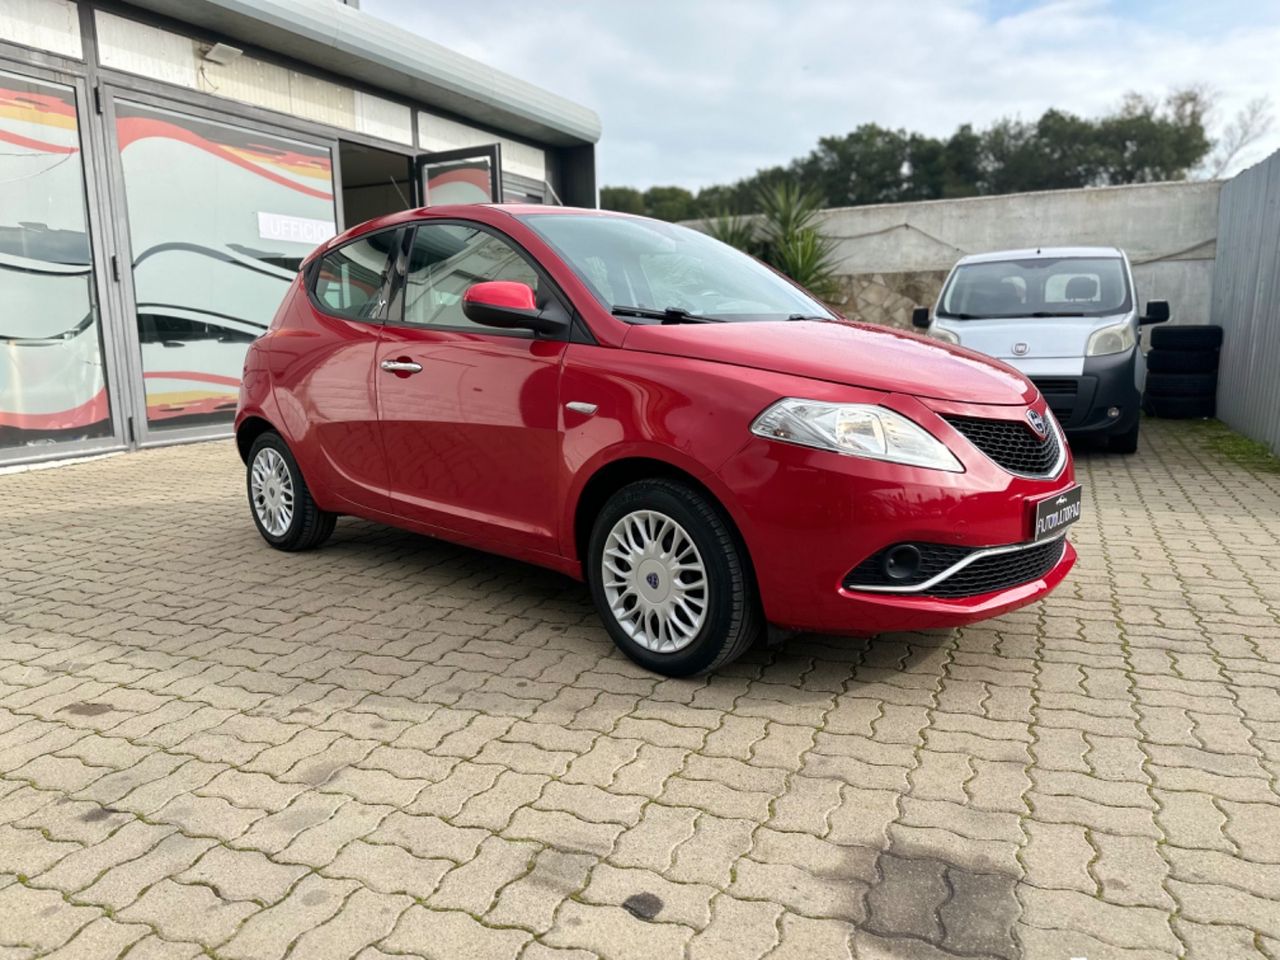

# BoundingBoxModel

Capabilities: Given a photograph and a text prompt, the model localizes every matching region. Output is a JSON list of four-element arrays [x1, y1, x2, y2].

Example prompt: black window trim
[[383, 217, 586, 343], [305, 225, 405, 324]]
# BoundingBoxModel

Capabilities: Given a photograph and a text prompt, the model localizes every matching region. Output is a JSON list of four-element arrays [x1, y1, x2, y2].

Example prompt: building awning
[[120, 0, 602, 148]]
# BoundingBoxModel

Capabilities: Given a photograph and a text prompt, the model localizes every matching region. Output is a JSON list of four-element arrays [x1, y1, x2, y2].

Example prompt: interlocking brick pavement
[[2, 417, 1279, 959]]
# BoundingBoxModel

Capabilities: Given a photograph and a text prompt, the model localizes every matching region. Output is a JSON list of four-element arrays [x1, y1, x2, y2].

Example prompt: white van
[[913, 246, 1168, 453]]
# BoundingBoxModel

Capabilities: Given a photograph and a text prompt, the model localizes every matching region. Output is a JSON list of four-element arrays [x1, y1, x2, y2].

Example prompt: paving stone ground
[[1, 417, 1279, 960]]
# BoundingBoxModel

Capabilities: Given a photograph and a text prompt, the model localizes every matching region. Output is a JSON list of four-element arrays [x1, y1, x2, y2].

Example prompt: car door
[[278, 227, 401, 513], [375, 220, 567, 557]]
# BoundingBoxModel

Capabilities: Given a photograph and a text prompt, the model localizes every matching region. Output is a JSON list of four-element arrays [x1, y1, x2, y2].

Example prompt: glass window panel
[[403, 225, 538, 330], [115, 101, 336, 430], [0, 72, 112, 454], [423, 157, 495, 205], [313, 231, 398, 321]]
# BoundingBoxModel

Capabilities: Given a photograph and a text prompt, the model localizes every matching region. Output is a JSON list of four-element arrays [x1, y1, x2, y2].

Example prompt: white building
[[0, 0, 601, 464]]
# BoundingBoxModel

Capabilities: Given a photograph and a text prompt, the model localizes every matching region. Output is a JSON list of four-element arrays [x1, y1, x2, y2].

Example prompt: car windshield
[[938, 256, 1131, 319], [518, 214, 834, 322]]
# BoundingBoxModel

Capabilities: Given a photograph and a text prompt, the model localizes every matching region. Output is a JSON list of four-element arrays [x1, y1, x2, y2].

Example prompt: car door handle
[[380, 359, 423, 374]]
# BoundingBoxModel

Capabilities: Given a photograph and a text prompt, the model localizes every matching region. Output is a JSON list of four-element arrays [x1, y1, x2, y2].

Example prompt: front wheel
[[1109, 422, 1140, 454], [587, 479, 762, 676], [246, 432, 336, 551]]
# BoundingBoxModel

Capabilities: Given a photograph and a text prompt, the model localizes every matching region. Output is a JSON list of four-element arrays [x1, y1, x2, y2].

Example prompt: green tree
[[600, 87, 1218, 221]]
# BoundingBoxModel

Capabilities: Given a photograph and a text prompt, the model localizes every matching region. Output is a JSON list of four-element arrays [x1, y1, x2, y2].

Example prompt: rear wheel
[[247, 432, 336, 551], [587, 479, 761, 676]]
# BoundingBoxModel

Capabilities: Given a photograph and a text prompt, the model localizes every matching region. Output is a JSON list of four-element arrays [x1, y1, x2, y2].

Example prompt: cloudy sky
[[363, 0, 1280, 190]]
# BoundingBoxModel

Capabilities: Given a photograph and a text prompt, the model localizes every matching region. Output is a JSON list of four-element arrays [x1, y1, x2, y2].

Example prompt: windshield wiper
[[1029, 311, 1086, 318], [611, 305, 723, 324], [785, 314, 833, 322]]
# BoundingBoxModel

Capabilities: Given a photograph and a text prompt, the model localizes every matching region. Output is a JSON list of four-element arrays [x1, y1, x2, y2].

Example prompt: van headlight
[[751, 400, 963, 472], [929, 326, 959, 345], [1086, 322, 1136, 357]]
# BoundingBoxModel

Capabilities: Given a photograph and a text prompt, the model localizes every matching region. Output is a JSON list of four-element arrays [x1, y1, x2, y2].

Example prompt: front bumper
[[1031, 350, 1140, 437], [716, 393, 1077, 635]]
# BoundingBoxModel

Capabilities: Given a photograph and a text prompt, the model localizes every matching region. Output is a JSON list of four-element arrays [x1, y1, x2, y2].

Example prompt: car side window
[[402, 223, 540, 330], [312, 230, 399, 321]]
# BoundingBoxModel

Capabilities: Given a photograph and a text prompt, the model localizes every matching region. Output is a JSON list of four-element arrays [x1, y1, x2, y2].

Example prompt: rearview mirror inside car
[[911, 306, 931, 329], [1140, 300, 1170, 325], [462, 281, 566, 336]]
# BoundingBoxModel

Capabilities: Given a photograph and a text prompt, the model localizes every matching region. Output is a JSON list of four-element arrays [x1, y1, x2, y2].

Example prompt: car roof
[[956, 246, 1124, 265]]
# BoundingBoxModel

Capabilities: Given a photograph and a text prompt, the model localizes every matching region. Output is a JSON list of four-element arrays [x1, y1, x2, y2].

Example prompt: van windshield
[[937, 256, 1131, 320]]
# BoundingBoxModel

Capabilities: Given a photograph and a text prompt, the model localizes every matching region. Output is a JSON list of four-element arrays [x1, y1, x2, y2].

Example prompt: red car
[[235, 205, 1079, 676]]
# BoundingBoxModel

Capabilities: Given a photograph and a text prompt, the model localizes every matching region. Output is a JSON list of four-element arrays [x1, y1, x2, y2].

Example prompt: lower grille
[[944, 414, 1062, 477], [845, 537, 1066, 598]]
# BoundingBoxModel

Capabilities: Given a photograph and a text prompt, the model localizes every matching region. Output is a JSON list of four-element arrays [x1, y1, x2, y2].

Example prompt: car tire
[[1108, 422, 1140, 454], [1146, 349, 1219, 374], [1149, 325, 1223, 350], [246, 431, 336, 551], [1145, 372, 1218, 398], [587, 478, 762, 676], [1144, 394, 1216, 420]]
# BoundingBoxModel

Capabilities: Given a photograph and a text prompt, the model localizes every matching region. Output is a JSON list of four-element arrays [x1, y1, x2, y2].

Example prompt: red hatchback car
[[235, 205, 1079, 675]]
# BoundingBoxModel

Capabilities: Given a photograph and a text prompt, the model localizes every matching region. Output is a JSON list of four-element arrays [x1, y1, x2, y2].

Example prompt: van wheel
[[1109, 422, 1140, 454], [247, 432, 336, 551], [587, 479, 761, 676]]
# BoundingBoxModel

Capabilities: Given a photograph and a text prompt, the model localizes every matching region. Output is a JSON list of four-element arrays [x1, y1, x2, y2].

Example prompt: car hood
[[622, 318, 1036, 405]]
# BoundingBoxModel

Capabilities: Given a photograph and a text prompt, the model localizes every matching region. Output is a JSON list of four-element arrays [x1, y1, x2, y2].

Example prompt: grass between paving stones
[[1182, 418, 1280, 473]]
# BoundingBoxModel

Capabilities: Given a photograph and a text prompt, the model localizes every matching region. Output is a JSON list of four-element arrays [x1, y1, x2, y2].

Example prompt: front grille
[[1031, 378, 1079, 394], [926, 537, 1065, 598], [944, 414, 1061, 476], [843, 538, 1066, 597]]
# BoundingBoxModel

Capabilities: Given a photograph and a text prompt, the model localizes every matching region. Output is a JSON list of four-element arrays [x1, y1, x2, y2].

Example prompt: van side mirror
[[1140, 300, 1170, 325], [911, 306, 931, 329]]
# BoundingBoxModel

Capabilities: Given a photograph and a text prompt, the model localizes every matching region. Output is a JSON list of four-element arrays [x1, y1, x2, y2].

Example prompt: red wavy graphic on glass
[[0, 372, 243, 430], [0, 88, 79, 154], [117, 116, 333, 201], [0, 391, 108, 431]]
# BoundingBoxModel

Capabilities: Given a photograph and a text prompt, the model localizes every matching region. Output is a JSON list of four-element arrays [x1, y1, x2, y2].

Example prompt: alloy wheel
[[250, 447, 295, 537], [601, 509, 709, 653]]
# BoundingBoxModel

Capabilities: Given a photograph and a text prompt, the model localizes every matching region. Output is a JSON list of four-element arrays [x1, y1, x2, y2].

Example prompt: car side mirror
[[911, 306, 931, 329], [1140, 300, 1170, 325], [462, 281, 565, 335]]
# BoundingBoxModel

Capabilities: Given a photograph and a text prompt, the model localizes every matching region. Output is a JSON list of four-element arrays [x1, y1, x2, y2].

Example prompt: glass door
[[416, 144, 503, 206], [104, 93, 338, 440], [0, 68, 121, 463]]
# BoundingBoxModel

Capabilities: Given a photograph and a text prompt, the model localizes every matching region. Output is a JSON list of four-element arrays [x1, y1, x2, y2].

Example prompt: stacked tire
[[1143, 325, 1222, 419]]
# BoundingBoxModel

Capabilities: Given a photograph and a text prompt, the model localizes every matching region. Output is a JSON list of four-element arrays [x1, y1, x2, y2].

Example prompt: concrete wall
[[1210, 150, 1280, 456], [813, 180, 1221, 330]]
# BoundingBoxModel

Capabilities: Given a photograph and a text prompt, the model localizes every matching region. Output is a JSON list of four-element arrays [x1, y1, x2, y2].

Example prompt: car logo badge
[[1012, 342, 1029, 356], [1026, 409, 1047, 438], [646, 573, 660, 589]]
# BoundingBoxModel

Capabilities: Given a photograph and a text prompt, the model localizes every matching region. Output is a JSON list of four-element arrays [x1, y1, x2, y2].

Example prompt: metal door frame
[[96, 82, 343, 450], [0, 53, 130, 467]]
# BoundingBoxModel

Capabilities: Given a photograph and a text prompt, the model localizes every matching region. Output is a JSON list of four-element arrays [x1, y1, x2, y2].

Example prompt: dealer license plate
[[1033, 485, 1082, 542]]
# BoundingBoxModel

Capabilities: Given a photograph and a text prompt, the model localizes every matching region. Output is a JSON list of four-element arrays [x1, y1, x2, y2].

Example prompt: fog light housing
[[882, 544, 923, 582], [1107, 406, 1121, 419]]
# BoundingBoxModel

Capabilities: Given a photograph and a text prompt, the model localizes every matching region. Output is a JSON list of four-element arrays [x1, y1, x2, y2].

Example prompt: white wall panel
[[419, 110, 546, 182], [0, 0, 82, 59], [96, 11, 198, 88], [92, 11, 412, 146]]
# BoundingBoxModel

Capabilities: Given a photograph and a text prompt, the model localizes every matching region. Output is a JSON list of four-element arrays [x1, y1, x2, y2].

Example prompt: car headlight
[[1086, 322, 1136, 357], [929, 326, 959, 345], [751, 399, 963, 472]]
